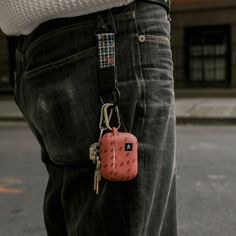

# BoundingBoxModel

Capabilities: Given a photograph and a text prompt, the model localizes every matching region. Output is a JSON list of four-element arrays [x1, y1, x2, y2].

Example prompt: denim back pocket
[[21, 43, 101, 165]]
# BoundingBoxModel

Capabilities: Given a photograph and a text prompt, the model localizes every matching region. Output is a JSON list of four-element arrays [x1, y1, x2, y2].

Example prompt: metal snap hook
[[103, 103, 121, 131]]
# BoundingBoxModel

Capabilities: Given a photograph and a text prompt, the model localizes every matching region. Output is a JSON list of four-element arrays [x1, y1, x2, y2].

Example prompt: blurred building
[[171, 0, 236, 96], [0, 31, 17, 94], [0, 0, 236, 95], [0, 32, 10, 94]]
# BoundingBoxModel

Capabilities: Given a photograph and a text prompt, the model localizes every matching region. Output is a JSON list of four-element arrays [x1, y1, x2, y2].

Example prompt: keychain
[[89, 103, 138, 194], [89, 11, 138, 195], [99, 103, 138, 182]]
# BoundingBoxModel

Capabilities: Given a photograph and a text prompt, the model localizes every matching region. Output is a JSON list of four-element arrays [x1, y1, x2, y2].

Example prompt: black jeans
[[14, 0, 177, 235]]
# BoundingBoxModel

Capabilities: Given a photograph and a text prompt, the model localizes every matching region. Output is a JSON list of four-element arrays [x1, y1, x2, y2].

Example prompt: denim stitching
[[132, 3, 148, 236]]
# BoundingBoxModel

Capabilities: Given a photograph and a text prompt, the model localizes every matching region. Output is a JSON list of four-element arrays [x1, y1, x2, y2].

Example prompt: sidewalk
[[176, 97, 236, 124], [0, 99, 23, 122], [1, 97, 236, 124]]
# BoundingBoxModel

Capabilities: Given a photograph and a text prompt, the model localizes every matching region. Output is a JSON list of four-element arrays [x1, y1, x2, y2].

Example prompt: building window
[[185, 25, 231, 87]]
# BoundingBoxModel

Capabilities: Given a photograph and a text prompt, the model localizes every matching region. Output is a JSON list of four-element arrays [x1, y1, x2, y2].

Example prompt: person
[[0, 0, 177, 235]]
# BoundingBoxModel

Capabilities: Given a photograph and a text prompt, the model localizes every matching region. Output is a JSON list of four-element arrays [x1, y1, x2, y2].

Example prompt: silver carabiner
[[99, 103, 114, 130], [103, 103, 121, 131]]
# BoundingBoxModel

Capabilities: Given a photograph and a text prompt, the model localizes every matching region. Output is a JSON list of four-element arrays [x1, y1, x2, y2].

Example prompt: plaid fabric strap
[[95, 11, 118, 104], [97, 32, 115, 69]]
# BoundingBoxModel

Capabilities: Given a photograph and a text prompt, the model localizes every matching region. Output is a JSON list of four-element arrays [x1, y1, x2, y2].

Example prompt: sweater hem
[[1, 0, 135, 36]]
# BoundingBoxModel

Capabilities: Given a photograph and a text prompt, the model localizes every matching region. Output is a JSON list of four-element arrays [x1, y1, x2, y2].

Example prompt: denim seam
[[61, 167, 69, 236], [133, 5, 148, 236], [132, 7, 147, 141], [132, 25, 145, 104], [157, 166, 176, 236], [132, 10, 147, 150]]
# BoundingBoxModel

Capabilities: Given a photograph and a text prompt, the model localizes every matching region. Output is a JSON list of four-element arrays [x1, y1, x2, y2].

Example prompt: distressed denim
[[14, 0, 177, 235]]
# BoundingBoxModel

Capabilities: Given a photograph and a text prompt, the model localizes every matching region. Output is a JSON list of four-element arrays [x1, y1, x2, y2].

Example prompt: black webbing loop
[[99, 87, 120, 106], [95, 10, 117, 34], [95, 10, 120, 106]]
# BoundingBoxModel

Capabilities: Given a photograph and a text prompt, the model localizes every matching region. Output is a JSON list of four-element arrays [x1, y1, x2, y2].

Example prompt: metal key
[[90, 103, 115, 194], [96, 170, 101, 194], [89, 104, 111, 162], [89, 142, 99, 163], [94, 169, 100, 191], [94, 157, 101, 194], [94, 169, 98, 190]]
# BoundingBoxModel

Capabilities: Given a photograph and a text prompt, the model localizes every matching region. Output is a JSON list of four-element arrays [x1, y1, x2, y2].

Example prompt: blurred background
[[0, 0, 236, 235]]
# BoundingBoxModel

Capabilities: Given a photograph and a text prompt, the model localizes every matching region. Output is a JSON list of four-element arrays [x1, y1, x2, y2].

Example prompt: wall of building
[[171, 0, 236, 88], [1, 1, 236, 93], [0, 31, 9, 92]]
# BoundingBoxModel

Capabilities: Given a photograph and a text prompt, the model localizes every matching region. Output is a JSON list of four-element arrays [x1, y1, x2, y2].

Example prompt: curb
[[0, 116, 25, 122], [1, 116, 236, 125], [177, 117, 236, 125]]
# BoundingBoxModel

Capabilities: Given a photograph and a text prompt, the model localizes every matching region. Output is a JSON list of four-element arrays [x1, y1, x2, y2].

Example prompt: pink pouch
[[99, 127, 138, 181]]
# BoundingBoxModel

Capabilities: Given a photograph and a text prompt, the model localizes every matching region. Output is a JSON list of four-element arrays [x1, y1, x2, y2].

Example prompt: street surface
[[0, 123, 47, 236], [176, 125, 236, 236], [0, 123, 236, 236]]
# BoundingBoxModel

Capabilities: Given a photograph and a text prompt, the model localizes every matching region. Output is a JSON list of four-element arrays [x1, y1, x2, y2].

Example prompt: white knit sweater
[[0, 0, 134, 36]]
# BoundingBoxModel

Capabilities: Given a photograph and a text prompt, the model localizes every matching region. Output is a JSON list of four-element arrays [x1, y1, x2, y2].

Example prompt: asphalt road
[[0, 123, 236, 236], [0, 123, 47, 236], [176, 125, 236, 236]]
